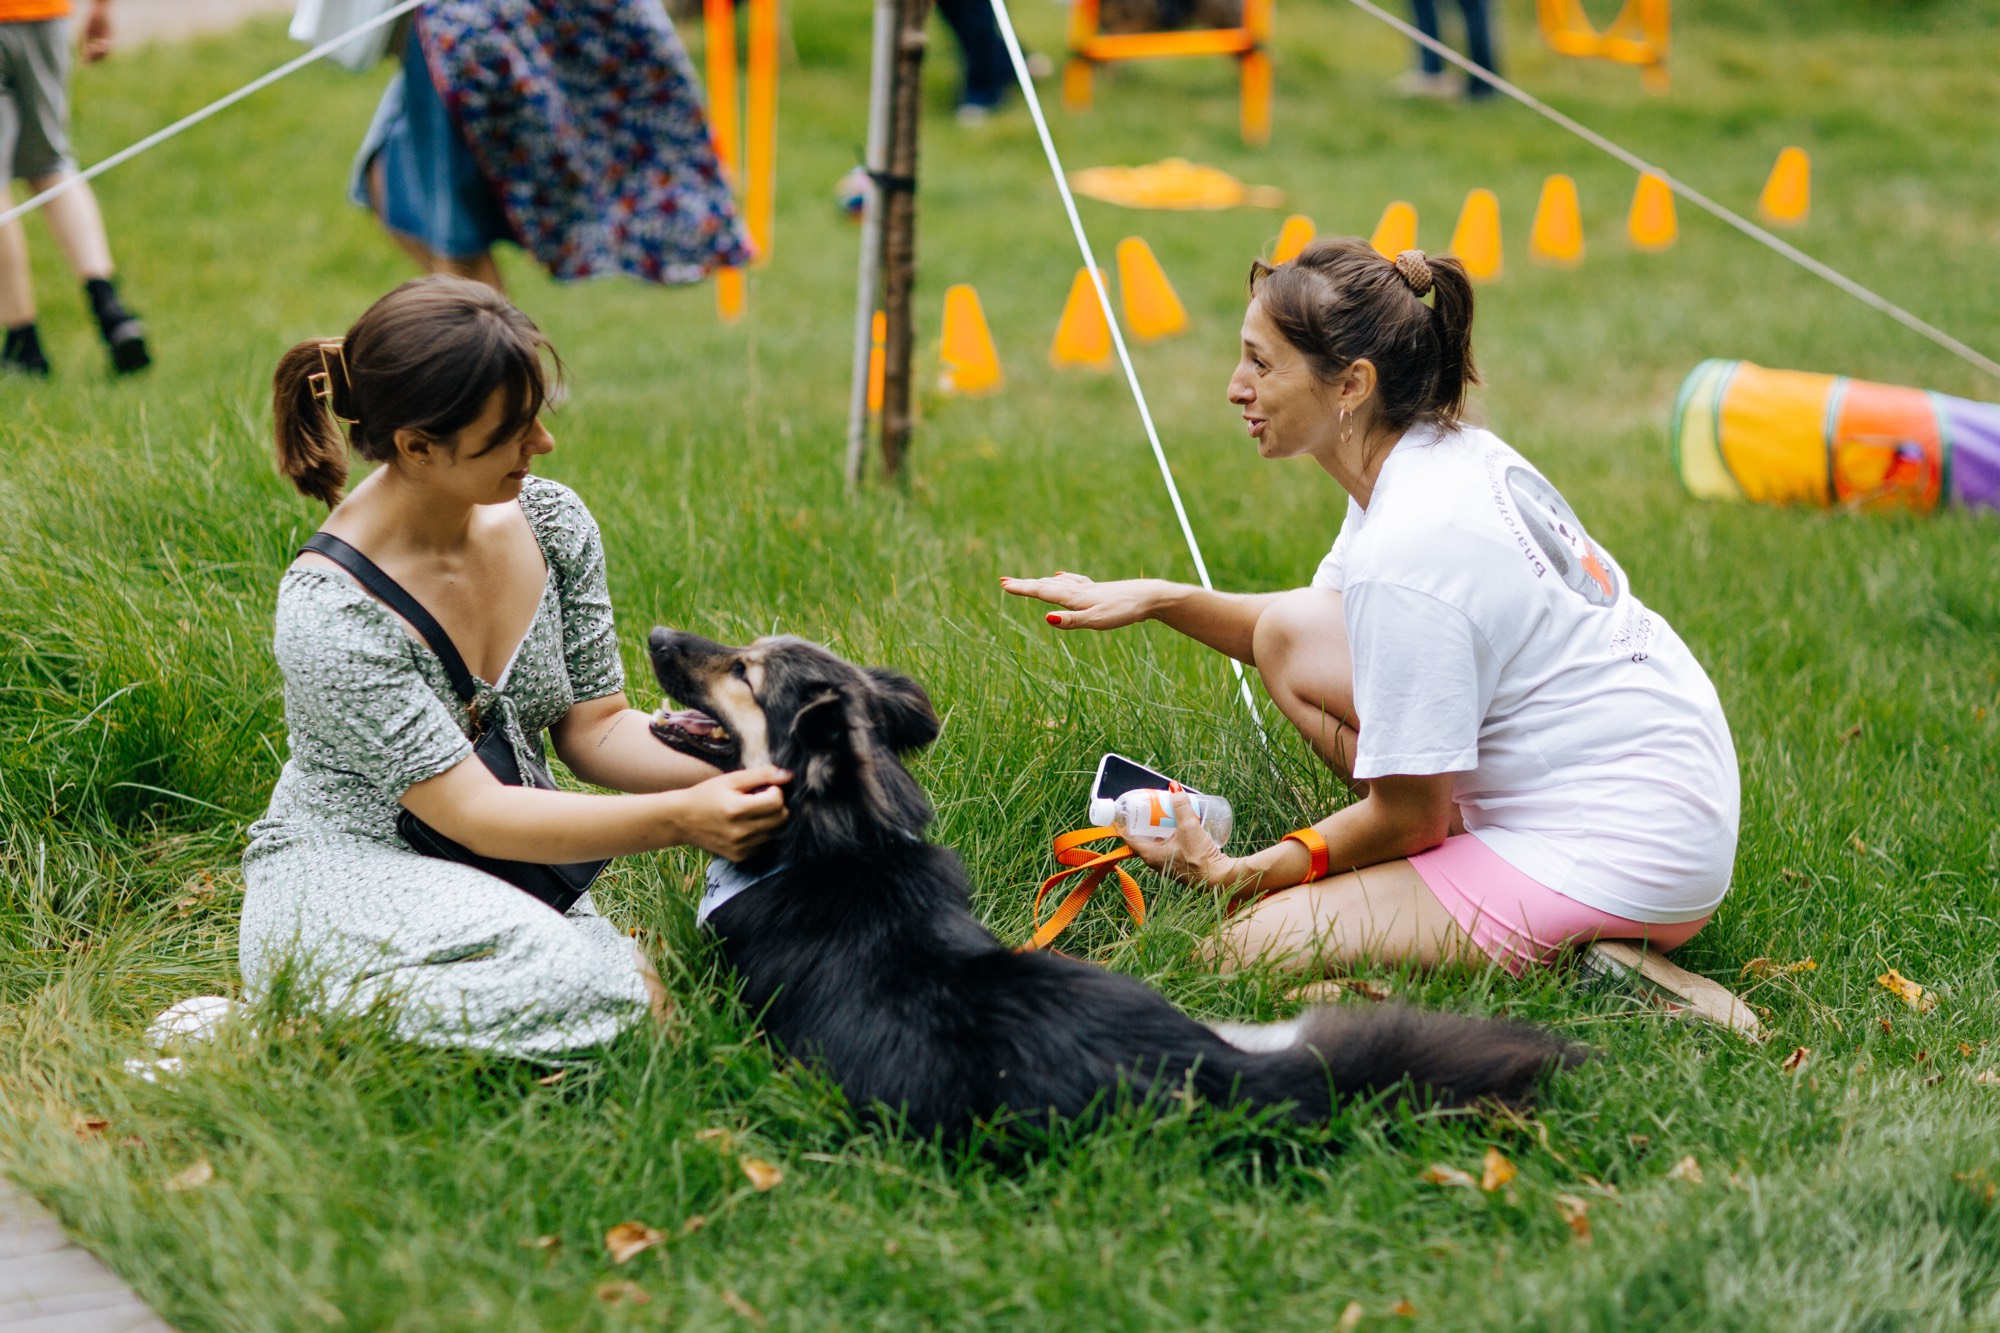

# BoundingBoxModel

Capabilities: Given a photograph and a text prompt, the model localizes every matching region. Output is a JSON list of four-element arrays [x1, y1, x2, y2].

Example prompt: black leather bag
[[302, 533, 606, 914]]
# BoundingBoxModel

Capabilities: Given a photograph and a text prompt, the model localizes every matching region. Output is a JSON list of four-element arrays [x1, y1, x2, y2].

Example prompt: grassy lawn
[[5, 0, 2000, 1326]]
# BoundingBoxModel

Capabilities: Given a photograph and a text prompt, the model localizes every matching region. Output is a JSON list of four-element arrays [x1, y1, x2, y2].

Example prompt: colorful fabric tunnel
[[1672, 359, 2000, 514]]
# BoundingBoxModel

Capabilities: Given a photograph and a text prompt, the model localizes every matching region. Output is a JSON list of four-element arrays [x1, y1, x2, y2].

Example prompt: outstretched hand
[[1000, 571, 1160, 631], [81, 1, 114, 63], [1118, 789, 1243, 892], [677, 765, 791, 862]]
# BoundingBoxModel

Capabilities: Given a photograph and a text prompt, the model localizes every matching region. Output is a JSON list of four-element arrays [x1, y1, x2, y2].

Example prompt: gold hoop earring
[[1338, 407, 1351, 446]]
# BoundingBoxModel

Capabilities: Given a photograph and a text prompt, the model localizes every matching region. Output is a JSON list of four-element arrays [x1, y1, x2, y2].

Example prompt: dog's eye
[[730, 662, 749, 681]]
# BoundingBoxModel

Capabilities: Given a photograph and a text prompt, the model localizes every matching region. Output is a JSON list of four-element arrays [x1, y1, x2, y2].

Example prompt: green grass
[[5, 0, 2000, 1326]]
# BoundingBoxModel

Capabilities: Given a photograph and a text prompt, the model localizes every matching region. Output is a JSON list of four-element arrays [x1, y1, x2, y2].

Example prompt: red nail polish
[[1046, 613, 1061, 625]]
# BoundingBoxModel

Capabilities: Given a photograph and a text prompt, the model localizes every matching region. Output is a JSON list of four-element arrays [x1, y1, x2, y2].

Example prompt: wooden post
[[876, 0, 931, 478]]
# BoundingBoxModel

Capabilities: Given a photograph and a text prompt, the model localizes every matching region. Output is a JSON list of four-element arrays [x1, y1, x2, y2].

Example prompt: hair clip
[[313, 339, 359, 425]]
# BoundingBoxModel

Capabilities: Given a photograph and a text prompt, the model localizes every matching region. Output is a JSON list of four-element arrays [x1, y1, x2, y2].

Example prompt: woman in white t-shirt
[[1003, 238, 1739, 975]]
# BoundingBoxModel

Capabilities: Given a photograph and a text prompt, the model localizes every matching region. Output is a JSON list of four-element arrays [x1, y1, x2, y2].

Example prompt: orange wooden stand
[[1536, 0, 1669, 91], [704, 0, 779, 321], [1062, 0, 1274, 146]]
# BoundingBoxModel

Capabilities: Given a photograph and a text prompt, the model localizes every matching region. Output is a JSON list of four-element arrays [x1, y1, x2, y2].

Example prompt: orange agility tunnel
[[1672, 359, 2000, 514]]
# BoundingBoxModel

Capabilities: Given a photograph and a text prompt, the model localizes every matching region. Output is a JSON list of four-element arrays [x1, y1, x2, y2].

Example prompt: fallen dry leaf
[[740, 1158, 784, 1191], [1781, 1046, 1813, 1076], [1339, 978, 1395, 1002], [1880, 1018, 1894, 1035], [1627, 1133, 1651, 1150], [71, 1114, 109, 1141], [1841, 720, 1864, 744], [1418, 1162, 1477, 1189], [1974, 1070, 2000, 1087], [594, 1280, 650, 1307], [605, 1221, 664, 1264], [1959, 1043, 1977, 1058], [720, 1288, 767, 1325], [1739, 956, 1772, 977], [1780, 867, 1804, 883], [1665, 1155, 1704, 1185], [681, 1214, 709, 1236], [1286, 980, 1346, 1004], [1878, 969, 1938, 1013], [536, 1069, 568, 1087], [164, 1158, 213, 1192], [1481, 1147, 1516, 1192], [1555, 1193, 1592, 1244], [1390, 1299, 1417, 1317], [695, 1127, 735, 1151], [519, 1234, 560, 1251], [1851, 836, 1869, 856], [1338, 1301, 1365, 1329]]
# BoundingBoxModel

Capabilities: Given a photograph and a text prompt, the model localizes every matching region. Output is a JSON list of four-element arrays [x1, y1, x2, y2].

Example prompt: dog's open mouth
[[649, 707, 740, 765]]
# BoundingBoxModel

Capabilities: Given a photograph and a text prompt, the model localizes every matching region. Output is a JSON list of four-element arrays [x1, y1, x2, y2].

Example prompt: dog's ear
[[789, 688, 859, 798], [865, 667, 939, 752]]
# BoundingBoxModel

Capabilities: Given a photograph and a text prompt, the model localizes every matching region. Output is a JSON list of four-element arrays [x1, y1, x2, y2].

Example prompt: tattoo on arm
[[596, 712, 629, 750]]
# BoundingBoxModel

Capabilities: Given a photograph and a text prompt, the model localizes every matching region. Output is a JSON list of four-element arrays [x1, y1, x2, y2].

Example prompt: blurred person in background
[[0, 0, 149, 377], [1395, 0, 1499, 100], [354, 0, 749, 292]]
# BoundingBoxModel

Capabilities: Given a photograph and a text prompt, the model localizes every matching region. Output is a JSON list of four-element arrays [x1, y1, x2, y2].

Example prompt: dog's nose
[[648, 626, 679, 654]]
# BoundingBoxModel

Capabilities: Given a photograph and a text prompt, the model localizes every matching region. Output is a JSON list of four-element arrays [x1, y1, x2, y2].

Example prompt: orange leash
[[1022, 826, 1148, 952]]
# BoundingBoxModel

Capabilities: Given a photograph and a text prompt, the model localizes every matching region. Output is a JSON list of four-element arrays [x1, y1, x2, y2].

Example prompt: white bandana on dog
[[698, 858, 787, 926]]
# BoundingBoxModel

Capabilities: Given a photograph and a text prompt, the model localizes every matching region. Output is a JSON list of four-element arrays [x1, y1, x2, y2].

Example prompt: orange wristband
[[1282, 827, 1330, 885]]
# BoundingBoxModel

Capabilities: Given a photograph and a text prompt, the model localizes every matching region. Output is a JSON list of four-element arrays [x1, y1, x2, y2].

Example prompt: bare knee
[[1253, 587, 1353, 721]]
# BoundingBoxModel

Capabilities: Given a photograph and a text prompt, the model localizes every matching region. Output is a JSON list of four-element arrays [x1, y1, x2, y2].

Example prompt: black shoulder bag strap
[[301, 532, 480, 712], [297, 531, 603, 913]]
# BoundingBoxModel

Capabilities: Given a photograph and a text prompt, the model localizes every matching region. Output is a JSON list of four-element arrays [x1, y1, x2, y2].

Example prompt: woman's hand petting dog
[[1119, 789, 1245, 893], [673, 766, 792, 861], [1000, 571, 1167, 631]]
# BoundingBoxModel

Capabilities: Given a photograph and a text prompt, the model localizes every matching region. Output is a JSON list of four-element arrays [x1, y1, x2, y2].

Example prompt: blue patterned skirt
[[351, 1, 750, 284]]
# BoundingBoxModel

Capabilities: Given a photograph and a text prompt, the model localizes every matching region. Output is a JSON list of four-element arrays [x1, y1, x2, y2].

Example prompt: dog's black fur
[[649, 628, 1578, 1141]]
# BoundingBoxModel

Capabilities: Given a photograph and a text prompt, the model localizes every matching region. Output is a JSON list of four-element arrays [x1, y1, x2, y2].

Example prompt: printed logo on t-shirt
[[1503, 466, 1619, 607]]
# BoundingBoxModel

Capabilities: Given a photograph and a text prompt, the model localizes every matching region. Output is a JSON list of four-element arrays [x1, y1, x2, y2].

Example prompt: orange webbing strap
[[1021, 827, 1148, 952], [1225, 826, 1330, 918]]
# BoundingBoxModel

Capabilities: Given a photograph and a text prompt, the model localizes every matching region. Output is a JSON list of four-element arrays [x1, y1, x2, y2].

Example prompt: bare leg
[[1212, 860, 1475, 974], [633, 942, 675, 1026], [1252, 587, 1364, 788], [367, 159, 505, 293], [0, 211, 33, 327], [27, 173, 114, 279]]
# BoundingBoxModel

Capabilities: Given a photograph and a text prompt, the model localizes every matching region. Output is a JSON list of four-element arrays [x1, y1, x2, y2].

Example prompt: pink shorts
[[1408, 834, 1711, 976]]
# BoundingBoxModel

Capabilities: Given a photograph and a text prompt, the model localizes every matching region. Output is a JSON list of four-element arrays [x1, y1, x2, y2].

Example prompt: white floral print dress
[[240, 478, 650, 1058]]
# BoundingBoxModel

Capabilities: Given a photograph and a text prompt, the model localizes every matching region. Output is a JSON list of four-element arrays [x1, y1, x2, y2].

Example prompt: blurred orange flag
[[939, 285, 1003, 397], [867, 310, 885, 412], [1530, 174, 1584, 266], [1758, 147, 1810, 226], [1449, 188, 1503, 282], [1051, 268, 1113, 370], [1116, 238, 1188, 342], [1272, 214, 1316, 263], [1371, 200, 1418, 259], [1628, 172, 1677, 250]]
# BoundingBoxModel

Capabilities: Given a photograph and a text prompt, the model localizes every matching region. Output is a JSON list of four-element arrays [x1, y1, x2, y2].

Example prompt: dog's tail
[[1204, 1004, 1581, 1116]]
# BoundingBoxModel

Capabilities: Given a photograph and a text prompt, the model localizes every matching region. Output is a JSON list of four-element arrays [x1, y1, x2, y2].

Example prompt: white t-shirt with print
[[1310, 424, 1739, 923]]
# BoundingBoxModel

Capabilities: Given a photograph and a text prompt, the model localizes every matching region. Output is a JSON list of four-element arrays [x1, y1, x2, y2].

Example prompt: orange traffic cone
[[1116, 238, 1188, 343], [1529, 174, 1584, 267], [1758, 147, 1809, 227], [1448, 188, 1503, 282], [1272, 214, 1316, 264], [939, 284, 1003, 397], [1371, 201, 1418, 260], [1050, 268, 1113, 370], [1628, 172, 1677, 251], [867, 310, 885, 413]]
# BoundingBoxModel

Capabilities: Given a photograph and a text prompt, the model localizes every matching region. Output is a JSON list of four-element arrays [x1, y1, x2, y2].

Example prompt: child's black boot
[[85, 277, 150, 374], [1, 322, 51, 378]]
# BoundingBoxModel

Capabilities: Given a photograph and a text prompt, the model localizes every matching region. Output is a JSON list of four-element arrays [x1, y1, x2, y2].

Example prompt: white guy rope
[[1345, 0, 2000, 382], [988, 0, 1269, 739], [0, 0, 426, 231]]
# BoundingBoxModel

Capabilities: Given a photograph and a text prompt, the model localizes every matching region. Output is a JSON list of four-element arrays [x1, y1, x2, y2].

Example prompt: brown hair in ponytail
[[272, 276, 563, 507], [1247, 237, 1479, 431]]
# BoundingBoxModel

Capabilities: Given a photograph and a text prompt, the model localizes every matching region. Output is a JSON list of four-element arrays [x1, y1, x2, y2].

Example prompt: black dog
[[648, 629, 1576, 1140]]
